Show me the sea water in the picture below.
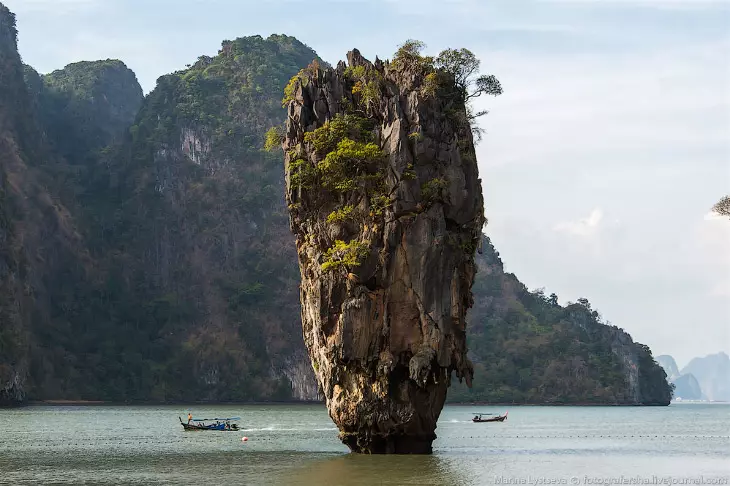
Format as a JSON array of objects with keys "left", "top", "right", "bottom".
[{"left": 0, "top": 403, "right": 728, "bottom": 485}]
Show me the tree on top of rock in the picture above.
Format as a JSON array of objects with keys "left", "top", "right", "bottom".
[{"left": 391, "top": 40, "right": 503, "bottom": 142}]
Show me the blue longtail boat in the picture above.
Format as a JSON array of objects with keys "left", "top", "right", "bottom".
[{"left": 179, "top": 416, "right": 241, "bottom": 431}]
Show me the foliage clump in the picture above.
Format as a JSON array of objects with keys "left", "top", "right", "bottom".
[
  {"left": 319, "top": 139, "right": 384, "bottom": 193},
  {"left": 712, "top": 195, "right": 730, "bottom": 218},
  {"left": 326, "top": 205, "right": 356, "bottom": 224},
  {"left": 288, "top": 158, "right": 318, "bottom": 188},
  {"left": 282, "top": 74, "right": 302, "bottom": 107},
  {"left": 263, "top": 126, "right": 283, "bottom": 152},
  {"left": 421, "top": 178, "right": 449, "bottom": 204},
  {"left": 391, "top": 40, "right": 434, "bottom": 74},
  {"left": 304, "top": 114, "right": 374, "bottom": 155},
  {"left": 321, "top": 239, "right": 370, "bottom": 272},
  {"left": 289, "top": 114, "right": 386, "bottom": 200},
  {"left": 346, "top": 65, "right": 383, "bottom": 114},
  {"left": 402, "top": 163, "right": 417, "bottom": 180}
]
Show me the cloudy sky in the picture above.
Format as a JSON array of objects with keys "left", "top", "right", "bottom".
[{"left": 5, "top": 0, "right": 729, "bottom": 368}]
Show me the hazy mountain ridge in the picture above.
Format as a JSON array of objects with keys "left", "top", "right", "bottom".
[
  {"left": 671, "top": 373, "right": 702, "bottom": 400},
  {"left": 656, "top": 355, "right": 680, "bottom": 381},
  {"left": 680, "top": 352, "right": 730, "bottom": 402}
]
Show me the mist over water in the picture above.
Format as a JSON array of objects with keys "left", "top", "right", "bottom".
[{"left": 0, "top": 404, "right": 728, "bottom": 485}]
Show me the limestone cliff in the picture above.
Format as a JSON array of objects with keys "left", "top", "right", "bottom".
[
  {"left": 0, "top": 3, "right": 91, "bottom": 405},
  {"left": 283, "top": 50, "right": 485, "bottom": 453},
  {"left": 0, "top": 2, "right": 28, "bottom": 406}
]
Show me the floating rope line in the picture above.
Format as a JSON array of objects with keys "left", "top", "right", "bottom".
[{"left": 453, "top": 435, "right": 730, "bottom": 440}]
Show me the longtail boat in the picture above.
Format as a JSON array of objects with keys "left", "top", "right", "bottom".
[
  {"left": 472, "top": 411, "right": 508, "bottom": 423},
  {"left": 179, "top": 416, "right": 241, "bottom": 431}
]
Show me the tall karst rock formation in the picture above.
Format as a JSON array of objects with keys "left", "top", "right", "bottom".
[{"left": 282, "top": 49, "right": 486, "bottom": 453}]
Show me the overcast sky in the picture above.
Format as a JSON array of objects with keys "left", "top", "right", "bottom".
[{"left": 5, "top": 0, "right": 729, "bottom": 369}]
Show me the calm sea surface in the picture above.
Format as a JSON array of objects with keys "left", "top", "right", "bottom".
[{"left": 0, "top": 403, "right": 728, "bottom": 485}]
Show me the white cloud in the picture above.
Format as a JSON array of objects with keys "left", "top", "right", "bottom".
[
  {"left": 698, "top": 213, "right": 730, "bottom": 266},
  {"left": 476, "top": 40, "right": 730, "bottom": 170},
  {"left": 554, "top": 208, "right": 605, "bottom": 237},
  {"left": 704, "top": 211, "right": 728, "bottom": 221}
]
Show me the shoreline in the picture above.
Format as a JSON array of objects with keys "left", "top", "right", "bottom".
[{"left": 14, "top": 399, "right": 720, "bottom": 407}]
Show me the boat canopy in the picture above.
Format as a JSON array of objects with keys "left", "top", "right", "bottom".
[{"left": 191, "top": 417, "right": 241, "bottom": 421}]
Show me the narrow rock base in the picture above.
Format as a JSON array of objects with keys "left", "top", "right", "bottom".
[{"left": 341, "top": 433, "right": 436, "bottom": 454}]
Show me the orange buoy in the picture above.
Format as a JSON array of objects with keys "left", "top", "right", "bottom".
[{"left": 242, "top": 436, "right": 248, "bottom": 442}]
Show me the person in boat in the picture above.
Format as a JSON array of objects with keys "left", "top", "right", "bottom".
[{"left": 187, "top": 413, "right": 193, "bottom": 424}]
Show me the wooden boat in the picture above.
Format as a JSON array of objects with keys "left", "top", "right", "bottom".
[
  {"left": 179, "top": 416, "right": 240, "bottom": 431},
  {"left": 472, "top": 412, "right": 508, "bottom": 423}
]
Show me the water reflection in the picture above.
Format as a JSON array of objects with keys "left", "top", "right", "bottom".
[{"left": 278, "top": 452, "right": 472, "bottom": 486}]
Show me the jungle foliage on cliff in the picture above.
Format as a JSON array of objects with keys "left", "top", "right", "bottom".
[
  {"left": 0, "top": 3, "right": 671, "bottom": 405},
  {"left": 448, "top": 237, "right": 673, "bottom": 405}
]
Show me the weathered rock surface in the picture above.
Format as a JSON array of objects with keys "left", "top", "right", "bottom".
[{"left": 283, "top": 50, "right": 485, "bottom": 453}]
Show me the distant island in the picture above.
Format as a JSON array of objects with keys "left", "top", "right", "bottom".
[
  {"left": 658, "top": 353, "right": 730, "bottom": 402},
  {"left": 0, "top": 3, "right": 671, "bottom": 407}
]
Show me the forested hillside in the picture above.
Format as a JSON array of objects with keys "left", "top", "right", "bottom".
[
  {"left": 449, "top": 237, "right": 672, "bottom": 404},
  {"left": 0, "top": 2, "right": 672, "bottom": 405},
  {"left": 25, "top": 34, "right": 322, "bottom": 402}
]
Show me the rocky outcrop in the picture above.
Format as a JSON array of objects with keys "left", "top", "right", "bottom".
[
  {"left": 672, "top": 373, "right": 702, "bottom": 400},
  {"left": 283, "top": 50, "right": 485, "bottom": 453},
  {"left": 681, "top": 352, "right": 730, "bottom": 402},
  {"left": 656, "top": 355, "right": 680, "bottom": 381}
]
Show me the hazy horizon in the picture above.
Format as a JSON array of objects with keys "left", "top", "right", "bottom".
[{"left": 4, "top": 0, "right": 729, "bottom": 366}]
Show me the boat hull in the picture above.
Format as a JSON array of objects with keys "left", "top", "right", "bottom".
[
  {"left": 179, "top": 417, "right": 239, "bottom": 431},
  {"left": 472, "top": 415, "right": 507, "bottom": 423}
]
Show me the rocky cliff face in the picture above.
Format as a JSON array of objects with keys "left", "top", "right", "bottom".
[
  {"left": 55, "top": 34, "right": 322, "bottom": 402},
  {"left": 656, "top": 355, "right": 680, "bottom": 381},
  {"left": 283, "top": 50, "right": 485, "bottom": 453},
  {"left": 0, "top": 3, "right": 27, "bottom": 406},
  {"left": 0, "top": 3, "right": 91, "bottom": 405}
]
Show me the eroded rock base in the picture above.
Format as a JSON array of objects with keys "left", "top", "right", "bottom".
[{"left": 342, "top": 433, "right": 436, "bottom": 454}]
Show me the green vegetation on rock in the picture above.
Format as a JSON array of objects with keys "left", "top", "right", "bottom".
[
  {"left": 391, "top": 39, "right": 503, "bottom": 141},
  {"left": 321, "top": 240, "right": 370, "bottom": 272}
]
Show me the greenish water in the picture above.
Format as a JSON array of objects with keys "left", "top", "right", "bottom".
[{"left": 0, "top": 404, "right": 728, "bottom": 485}]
